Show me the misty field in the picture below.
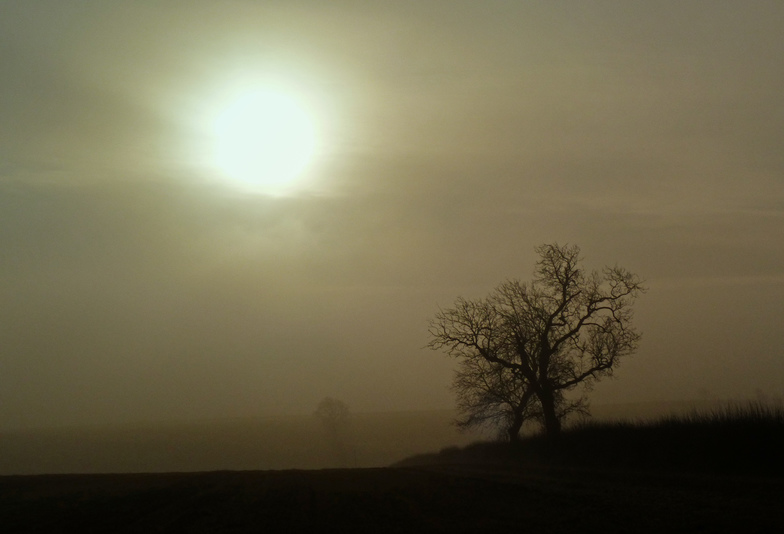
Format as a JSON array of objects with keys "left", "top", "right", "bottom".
[
  {"left": 0, "top": 401, "right": 736, "bottom": 475},
  {"left": 1, "top": 405, "right": 782, "bottom": 533},
  {"left": 0, "top": 410, "right": 483, "bottom": 475}
]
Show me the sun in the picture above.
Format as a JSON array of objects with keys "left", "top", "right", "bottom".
[{"left": 212, "top": 89, "right": 316, "bottom": 194}]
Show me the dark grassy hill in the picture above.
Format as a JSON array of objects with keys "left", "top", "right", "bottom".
[{"left": 396, "top": 402, "right": 784, "bottom": 477}]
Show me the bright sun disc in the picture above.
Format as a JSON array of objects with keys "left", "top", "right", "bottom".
[{"left": 213, "top": 90, "right": 316, "bottom": 194}]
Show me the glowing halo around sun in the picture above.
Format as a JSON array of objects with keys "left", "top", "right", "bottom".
[{"left": 211, "top": 89, "right": 317, "bottom": 195}]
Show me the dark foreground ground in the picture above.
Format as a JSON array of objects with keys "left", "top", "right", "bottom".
[{"left": 1, "top": 464, "right": 782, "bottom": 533}]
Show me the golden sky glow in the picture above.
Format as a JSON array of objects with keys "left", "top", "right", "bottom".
[{"left": 1, "top": 1, "right": 783, "bottom": 430}]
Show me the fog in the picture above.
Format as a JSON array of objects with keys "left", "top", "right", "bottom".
[{"left": 1, "top": 1, "right": 783, "bottom": 442}]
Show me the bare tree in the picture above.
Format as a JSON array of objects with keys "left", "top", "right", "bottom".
[
  {"left": 314, "top": 397, "right": 352, "bottom": 466},
  {"left": 314, "top": 397, "right": 350, "bottom": 436},
  {"left": 429, "top": 244, "right": 645, "bottom": 438}
]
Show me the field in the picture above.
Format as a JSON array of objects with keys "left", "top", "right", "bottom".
[
  {"left": 0, "top": 410, "right": 483, "bottom": 475},
  {"left": 1, "top": 464, "right": 782, "bottom": 533},
  {"left": 1, "top": 403, "right": 782, "bottom": 532},
  {"left": 0, "top": 401, "right": 738, "bottom": 475}
]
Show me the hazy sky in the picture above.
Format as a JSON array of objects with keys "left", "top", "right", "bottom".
[{"left": 2, "top": 1, "right": 783, "bottom": 430}]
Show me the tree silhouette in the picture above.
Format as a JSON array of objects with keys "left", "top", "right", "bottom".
[
  {"left": 314, "top": 397, "right": 352, "bottom": 466},
  {"left": 429, "top": 244, "right": 645, "bottom": 438}
]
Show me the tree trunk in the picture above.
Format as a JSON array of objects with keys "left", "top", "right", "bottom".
[
  {"left": 507, "top": 410, "right": 525, "bottom": 443},
  {"left": 539, "top": 389, "right": 561, "bottom": 438},
  {"left": 507, "top": 389, "right": 536, "bottom": 443}
]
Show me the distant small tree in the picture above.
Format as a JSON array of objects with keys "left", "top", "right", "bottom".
[
  {"left": 314, "top": 397, "right": 350, "bottom": 436},
  {"left": 314, "top": 397, "right": 352, "bottom": 465},
  {"left": 429, "top": 243, "right": 645, "bottom": 438}
]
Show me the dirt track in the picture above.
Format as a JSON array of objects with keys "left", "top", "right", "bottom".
[{"left": 1, "top": 465, "right": 782, "bottom": 533}]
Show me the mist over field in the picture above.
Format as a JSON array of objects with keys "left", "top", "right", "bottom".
[
  {"left": 1, "top": 1, "right": 782, "bottom": 477},
  {"left": 0, "top": 410, "right": 476, "bottom": 475},
  {"left": 1, "top": 400, "right": 756, "bottom": 475}
]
